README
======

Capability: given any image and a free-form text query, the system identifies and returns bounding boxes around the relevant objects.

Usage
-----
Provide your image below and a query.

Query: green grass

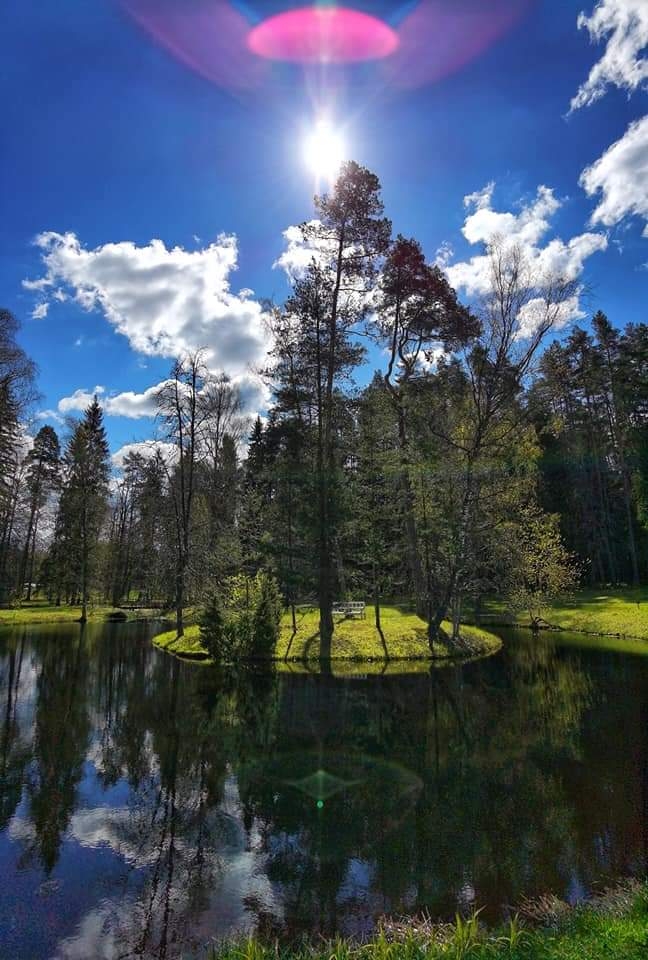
[0,600,170,625]
[481,587,648,641]
[205,882,648,960]
[152,604,502,668]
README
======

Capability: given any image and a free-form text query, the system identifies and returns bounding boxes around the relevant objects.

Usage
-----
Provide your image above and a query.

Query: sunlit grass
[153,604,502,666]
[0,600,165,625]
[481,586,648,640]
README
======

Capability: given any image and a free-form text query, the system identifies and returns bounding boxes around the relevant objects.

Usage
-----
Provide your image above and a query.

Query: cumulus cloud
[580,115,648,234]
[57,371,268,422]
[104,383,165,419]
[273,221,333,282]
[460,185,561,248]
[56,383,157,419]
[58,385,106,414]
[444,184,608,314]
[111,440,178,470]
[23,232,270,379]
[570,0,648,111]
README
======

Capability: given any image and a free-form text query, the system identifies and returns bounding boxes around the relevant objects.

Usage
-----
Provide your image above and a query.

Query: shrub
[200,572,283,663]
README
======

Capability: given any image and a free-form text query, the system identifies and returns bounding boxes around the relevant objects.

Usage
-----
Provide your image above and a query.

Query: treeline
[1,163,647,650]
[533,313,648,586]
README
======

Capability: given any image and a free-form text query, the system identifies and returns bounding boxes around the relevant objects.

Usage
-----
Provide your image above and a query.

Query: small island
[153,603,502,667]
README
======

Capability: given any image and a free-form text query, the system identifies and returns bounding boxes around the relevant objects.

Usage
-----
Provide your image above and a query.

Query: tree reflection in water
[0,622,647,958]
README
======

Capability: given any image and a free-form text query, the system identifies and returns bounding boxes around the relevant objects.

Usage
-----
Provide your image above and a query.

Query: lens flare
[248,7,399,64]
[122,0,534,92]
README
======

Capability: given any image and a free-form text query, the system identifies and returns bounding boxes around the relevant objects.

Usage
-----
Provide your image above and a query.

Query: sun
[303,119,346,185]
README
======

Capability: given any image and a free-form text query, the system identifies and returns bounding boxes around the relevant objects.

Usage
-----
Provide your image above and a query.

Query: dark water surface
[1,621,647,958]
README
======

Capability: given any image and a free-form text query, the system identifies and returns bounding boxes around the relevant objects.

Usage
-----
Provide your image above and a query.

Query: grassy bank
[207,882,648,960]
[0,600,170,625]
[153,605,502,665]
[481,587,648,641]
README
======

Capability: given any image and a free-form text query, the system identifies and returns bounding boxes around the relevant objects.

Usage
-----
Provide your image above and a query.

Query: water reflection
[0,623,647,958]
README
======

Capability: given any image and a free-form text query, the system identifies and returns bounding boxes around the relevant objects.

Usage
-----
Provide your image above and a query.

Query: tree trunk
[318,535,334,661]
[394,406,427,615]
[26,510,39,600]
[373,565,381,632]
[19,489,38,598]
[80,503,88,624]
[175,552,185,638]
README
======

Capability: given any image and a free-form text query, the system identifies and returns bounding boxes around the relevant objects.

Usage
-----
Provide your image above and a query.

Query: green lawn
[0,600,169,625]
[153,604,502,666]
[8,588,648,645]
[206,883,648,960]
[481,587,648,640]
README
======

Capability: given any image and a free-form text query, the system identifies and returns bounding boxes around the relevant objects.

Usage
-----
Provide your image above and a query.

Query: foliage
[505,509,580,626]
[250,573,282,658]
[199,592,227,662]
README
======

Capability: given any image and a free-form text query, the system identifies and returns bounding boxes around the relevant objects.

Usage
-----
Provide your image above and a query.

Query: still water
[0,621,647,958]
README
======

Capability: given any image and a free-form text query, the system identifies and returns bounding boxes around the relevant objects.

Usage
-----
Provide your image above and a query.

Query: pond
[1,621,647,958]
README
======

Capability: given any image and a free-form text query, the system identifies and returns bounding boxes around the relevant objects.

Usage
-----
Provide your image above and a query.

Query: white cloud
[56,383,160,420]
[57,371,268,422]
[461,185,561,248]
[23,232,270,379]
[463,182,495,211]
[35,408,65,426]
[570,0,648,111]
[444,183,607,327]
[580,115,648,234]
[273,221,333,282]
[434,241,454,269]
[105,383,165,419]
[516,295,586,338]
[111,441,177,470]
[31,302,49,319]
[58,386,106,414]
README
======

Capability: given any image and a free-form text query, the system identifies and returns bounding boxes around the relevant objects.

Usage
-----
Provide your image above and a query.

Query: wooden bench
[332,601,366,619]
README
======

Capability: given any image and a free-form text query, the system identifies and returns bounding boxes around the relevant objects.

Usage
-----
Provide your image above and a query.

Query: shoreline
[204,881,648,960]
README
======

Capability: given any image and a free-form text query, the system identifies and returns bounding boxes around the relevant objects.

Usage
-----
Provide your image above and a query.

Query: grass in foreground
[206,882,648,960]
[0,600,168,625]
[153,605,501,666]
[482,587,648,640]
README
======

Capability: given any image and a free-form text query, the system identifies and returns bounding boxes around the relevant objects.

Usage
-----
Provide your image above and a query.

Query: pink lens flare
[121,0,265,92]
[383,0,535,89]
[122,0,534,93]
[247,7,399,64]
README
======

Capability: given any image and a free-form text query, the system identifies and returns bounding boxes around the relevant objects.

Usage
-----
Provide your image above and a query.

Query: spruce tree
[59,396,110,621]
[251,574,282,658]
[199,592,226,662]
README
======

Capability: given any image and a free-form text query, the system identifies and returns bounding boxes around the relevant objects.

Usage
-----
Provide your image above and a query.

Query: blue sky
[1,0,647,458]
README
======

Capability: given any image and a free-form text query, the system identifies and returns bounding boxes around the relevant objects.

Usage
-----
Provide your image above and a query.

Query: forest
[2,163,648,659]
